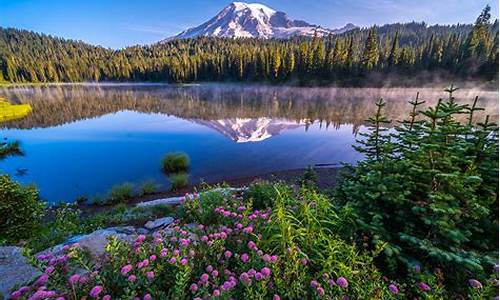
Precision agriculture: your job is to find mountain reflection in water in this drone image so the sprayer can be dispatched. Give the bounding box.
[0,84,497,202]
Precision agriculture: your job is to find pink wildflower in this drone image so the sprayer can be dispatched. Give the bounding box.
[35,274,49,286]
[310,280,319,288]
[69,274,80,285]
[468,279,482,289]
[418,282,431,291]
[213,289,221,297]
[336,277,349,288]
[160,248,168,257]
[224,250,232,258]
[273,295,281,300]
[200,273,210,282]
[255,272,264,281]
[103,295,111,300]
[146,271,155,279]
[89,285,103,298]
[241,253,249,263]
[121,264,133,275]
[247,241,257,250]
[10,291,22,299]
[128,275,137,282]
[136,235,146,243]
[190,283,198,291]
[243,226,253,234]
[261,267,271,277]
[143,294,152,300]
[388,284,399,294]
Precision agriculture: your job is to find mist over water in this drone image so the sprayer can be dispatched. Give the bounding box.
[0,83,497,203]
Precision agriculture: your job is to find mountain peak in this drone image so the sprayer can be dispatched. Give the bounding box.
[166,2,357,40]
[229,2,276,16]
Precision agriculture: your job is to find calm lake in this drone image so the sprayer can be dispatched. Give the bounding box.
[0,84,497,203]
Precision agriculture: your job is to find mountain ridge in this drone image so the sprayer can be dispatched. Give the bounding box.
[166,2,358,40]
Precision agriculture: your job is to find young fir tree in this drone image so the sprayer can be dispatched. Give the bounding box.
[335,86,499,294]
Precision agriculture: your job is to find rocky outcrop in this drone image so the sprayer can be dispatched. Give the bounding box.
[66,228,136,258]
[144,217,174,230]
[0,246,41,298]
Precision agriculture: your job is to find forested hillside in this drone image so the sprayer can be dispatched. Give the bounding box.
[0,6,497,84]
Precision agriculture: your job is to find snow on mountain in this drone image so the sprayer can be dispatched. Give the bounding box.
[166,2,357,40]
[192,117,307,143]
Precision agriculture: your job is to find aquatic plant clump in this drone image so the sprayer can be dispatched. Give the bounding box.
[169,173,189,191]
[108,183,134,204]
[163,152,190,174]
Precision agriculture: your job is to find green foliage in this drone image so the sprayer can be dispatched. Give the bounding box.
[163,152,190,174]
[108,183,134,204]
[334,86,499,293]
[299,166,318,188]
[243,180,279,209]
[0,174,44,243]
[169,173,188,191]
[140,180,157,196]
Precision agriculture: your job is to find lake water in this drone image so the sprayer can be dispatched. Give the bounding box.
[0,84,497,203]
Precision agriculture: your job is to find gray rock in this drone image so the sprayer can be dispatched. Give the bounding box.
[136,228,149,235]
[136,196,184,207]
[0,246,41,298]
[106,226,137,235]
[81,229,136,257]
[144,217,174,230]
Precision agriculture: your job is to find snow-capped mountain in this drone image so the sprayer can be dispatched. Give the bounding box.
[167,2,357,40]
[192,118,307,142]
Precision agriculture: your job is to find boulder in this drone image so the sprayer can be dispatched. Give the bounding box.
[0,246,41,298]
[77,229,136,257]
[144,217,174,230]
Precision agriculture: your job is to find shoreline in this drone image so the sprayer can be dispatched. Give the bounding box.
[1,80,499,90]
[76,166,341,215]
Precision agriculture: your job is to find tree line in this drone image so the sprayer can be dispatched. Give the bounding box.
[0,6,497,85]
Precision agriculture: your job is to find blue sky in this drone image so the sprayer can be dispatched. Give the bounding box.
[0,0,498,49]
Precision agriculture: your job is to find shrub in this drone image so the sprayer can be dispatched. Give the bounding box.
[163,152,190,174]
[108,183,134,204]
[140,180,157,196]
[298,166,318,188]
[334,87,499,291]
[169,173,188,191]
[0,174,44,243]
[243,180,279,209]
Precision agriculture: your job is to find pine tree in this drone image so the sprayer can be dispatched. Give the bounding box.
[387,31,399,67]
[361,27,380,71]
